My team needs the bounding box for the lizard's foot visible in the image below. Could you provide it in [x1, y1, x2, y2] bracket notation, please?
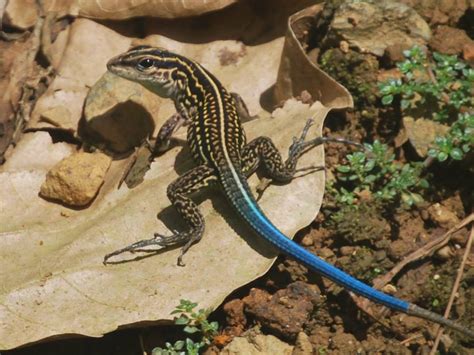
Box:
[289, 118, 364, 161]
[103, 235, 163, 264]
[103, 228, 203, 266]
[288, 119, 324, 161]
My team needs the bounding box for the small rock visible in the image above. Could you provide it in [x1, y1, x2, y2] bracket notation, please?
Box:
[40, 106, 75, 131]
[339, 246, 356, 256]
[221, 332, 293, 355]
[319, 247, 335, 260]
[450, 229, 468, 246]
[329, 0, 431, 57]
[84, 72, 160, 154]
[377, 67, 403, 83]
[384, 43, 411, 65]
[292, 332, 313, 355]
[223, 299, 246, 336]
[463, 42, 474, 63]
[429, 25, 473, 55]
[388, 239, 415, 260]
[435, 245, 455, 261]
[212, 334, 232, 348]
[339, 40, 350, 53]
[394, 314, 426, 334]
[243, 282, 320, 339]
[403, 116, 450, 157]
[300, 234, 313, 247]
[356, 189, 372, 202]
[296, 90, 313, 105]
[427, 203, 460, 228]
[382, 284, 398, 295]
[40, 152, 111, 206]
[400, 0, 469, 26]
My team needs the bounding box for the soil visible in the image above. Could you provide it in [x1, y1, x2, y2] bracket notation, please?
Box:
[2, 2, 473, 355]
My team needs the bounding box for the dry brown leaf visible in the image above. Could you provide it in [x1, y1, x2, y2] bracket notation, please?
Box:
[30, 18, 286, 136]
[1, 2, 354, 348]
[43, 0, 237, 19]
[1, 100, 330, 349]
[274, 3, 353, 109]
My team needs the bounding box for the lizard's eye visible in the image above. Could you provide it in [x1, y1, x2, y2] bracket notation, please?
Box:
[137, 58, 154, 71]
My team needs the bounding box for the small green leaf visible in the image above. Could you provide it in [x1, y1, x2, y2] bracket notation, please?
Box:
[437, 151, 448, 162]
[364, 174, 377, 183]
[175, 316, 189, 325]
[400, 98, 410, 110]
[419, 179, 429, 189]
[427, 148, 438, 157]
[174, 340, 185, 350]
[450, 148, 463, 160]
[183, 325, 199, 334]
[336, 165, 351, 173]
[381, 94, 394, 105]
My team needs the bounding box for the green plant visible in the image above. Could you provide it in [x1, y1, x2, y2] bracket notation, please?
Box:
[379, 46, 473, 162]
[328, 140, 428, 208]
[428, 111, 474, 161]
[152, 299, 219, 355]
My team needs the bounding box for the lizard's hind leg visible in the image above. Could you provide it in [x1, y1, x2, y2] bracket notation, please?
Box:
[241, 119, 325, 183]
[240, 119, 362, 195]
[104, 164, 217, 266]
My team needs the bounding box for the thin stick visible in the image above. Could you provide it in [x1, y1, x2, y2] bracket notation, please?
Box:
[430, 225, 474, 354]
[372, 213, 474, 290]
[351, 214, 473, 332]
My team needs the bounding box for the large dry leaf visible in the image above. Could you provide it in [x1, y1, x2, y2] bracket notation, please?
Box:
[1, 100, 329, 349]
[275, 3, 353, 109]
[30, 18, 286, 136]
[1, 2, 353, 349]
[43, 0, 237, 20]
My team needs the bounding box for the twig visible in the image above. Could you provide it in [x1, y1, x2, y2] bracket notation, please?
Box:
[350, 214, 474, 332]
[400, 333, 424, 345]
[372, 213, 474, 290]
[429, 224, 473, 354]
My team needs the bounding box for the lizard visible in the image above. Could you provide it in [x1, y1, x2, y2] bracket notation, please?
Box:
[103, 45, 473, 338]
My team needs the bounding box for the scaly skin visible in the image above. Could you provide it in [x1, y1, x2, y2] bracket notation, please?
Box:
[103, 46, 473, 338]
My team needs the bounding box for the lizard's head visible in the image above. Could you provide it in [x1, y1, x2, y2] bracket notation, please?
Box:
[107, 45, 189, 98]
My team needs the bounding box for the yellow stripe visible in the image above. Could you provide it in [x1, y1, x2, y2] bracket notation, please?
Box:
[193, 62, 253, 204]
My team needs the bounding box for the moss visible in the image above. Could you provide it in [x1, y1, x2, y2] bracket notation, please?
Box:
[337, 247, 393, 283]
[327, 201, 390, 248]
[319, 48, 380, 112]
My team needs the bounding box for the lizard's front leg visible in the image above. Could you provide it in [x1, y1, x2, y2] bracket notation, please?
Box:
[153, 112, 188, 155]
[240, 120, 318, 183]
[104, 164, 217, 265]
[241, 119, 362, 189]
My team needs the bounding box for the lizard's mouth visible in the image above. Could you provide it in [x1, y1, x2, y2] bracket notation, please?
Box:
[106, 55, 124, 74]
[106, 56, 140, 82]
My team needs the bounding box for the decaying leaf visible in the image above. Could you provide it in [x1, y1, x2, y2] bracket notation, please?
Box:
[43, 0, 238, 20]
[1, 100, 329, 349]
[274, 3, 353, 109]
[0, 2, 353, 349]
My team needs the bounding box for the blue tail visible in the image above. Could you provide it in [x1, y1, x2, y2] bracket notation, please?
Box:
[219, 169, 474, 338]
[221, 170, 409, 312]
